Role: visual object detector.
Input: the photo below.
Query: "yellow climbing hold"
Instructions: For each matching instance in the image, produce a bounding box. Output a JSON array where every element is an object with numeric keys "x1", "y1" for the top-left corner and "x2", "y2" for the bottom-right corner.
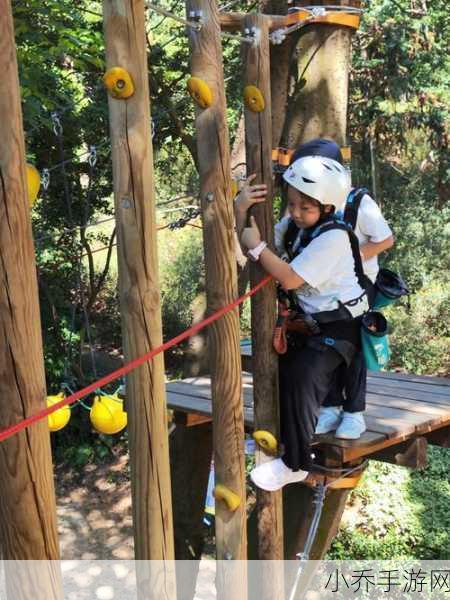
[
  {"x1": 90, "y1": 394, "x2": 127, "y2": 435},
  {"x1": 253, "y1": 430, "x2": 278, "y2": 454},
  {"x1": 26, "y1": 163, "x2": 40, "y2": 207},
  {"x1": 214, "y1": 484, "x2": 241, "y2": 512},
  {"x1": 244, "y1": 85, "x2": 265, "y2": 113},
  {"x1": 231, "y1": 178, "x2": 239, "y2": 197},
  {"x1": 47, "y1": 392, "x2": 71, "y2": 432},
  {"x1": 187, "y1": 77, "x2": 213, "y2": 109},
  {"x1": 103, "y1": 67, "x2": 135, "y2": 99}
]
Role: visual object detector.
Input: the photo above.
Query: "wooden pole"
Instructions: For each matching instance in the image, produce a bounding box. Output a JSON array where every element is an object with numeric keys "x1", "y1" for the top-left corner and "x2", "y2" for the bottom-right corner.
[
  {"x1": 0, "y1": 0, "x2": 61, "y2": 570},
  {"x1": 280, "y1": 0, "x2": 361, "y2": 148},
  {"x1": 277, "y1": 0, "x2": 360, "y2": 564},
  {"x1": 185, "y1": 0, "x2": 248, "y2": 591},
  {"x1": 102, "y1": 0, "x2": 175, "y2": 580},
  {"x1": 242, "y1": 14, "x2": 284, "y2": 568}
]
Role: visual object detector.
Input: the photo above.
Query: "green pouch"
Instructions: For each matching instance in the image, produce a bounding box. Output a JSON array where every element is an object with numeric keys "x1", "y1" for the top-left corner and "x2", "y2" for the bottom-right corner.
[
  {"x1": 373, "y1": 268, "x2": 409, "y2": 310},
  {"x1": 361, "y1": 311, "x2": 390, "y2": 371}
]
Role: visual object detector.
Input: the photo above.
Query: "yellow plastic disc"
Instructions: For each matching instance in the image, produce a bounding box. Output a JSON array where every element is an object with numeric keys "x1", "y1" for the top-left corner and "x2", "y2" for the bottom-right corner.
[
  {"x1": 90, "y1": 394, "x2": 127, "y2": 435},
  {"x1": 231, "y1": 179, "x2": 239, "y2": 197},
  {"x1": 253, "y1": 430, "x2": 278, "y2": 453},
  {"x1": 214, "y1": 484, "x2": 241, "y2": 512},
  {"x1": 244, "y1": 85, "x2": 265, "y2": 113},
  {"x1": 103, "y1": 67, "x2": 135, "y2": 99},
  {"x1": 47, "y1": 392, "x2": 71, "y2": 432},
  {"x1": 26, "y1": 163, "x2": 41, "y2": 207},
  {"x1": 187, "y1": 77, "x2": 213, "y2": 109}
]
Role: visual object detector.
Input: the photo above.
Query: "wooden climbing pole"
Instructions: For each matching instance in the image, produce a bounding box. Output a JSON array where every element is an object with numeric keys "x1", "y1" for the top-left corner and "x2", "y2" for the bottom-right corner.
[
  {"x1": 242, "y1": 10, "x2": 284, "y2": 568},
  {"x1": 186, "y1": 0, "x2": 247, "y2": 594},
  {"x1": 0, "y1": 0, "x2": 61, "y2": 571},
  {"x1": 102, "y1": 0, "x2": 176, "y2": 586}
]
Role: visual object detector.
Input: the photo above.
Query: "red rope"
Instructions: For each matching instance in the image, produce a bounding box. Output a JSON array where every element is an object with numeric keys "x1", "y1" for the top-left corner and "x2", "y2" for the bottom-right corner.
[{"x1": 0, "y1": 275, "x2": 272, "y2": 443}]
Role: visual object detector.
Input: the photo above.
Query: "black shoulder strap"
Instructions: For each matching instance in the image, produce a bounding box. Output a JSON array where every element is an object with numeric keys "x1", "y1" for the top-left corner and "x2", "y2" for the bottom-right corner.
[
  {"x1": 343, "y1": 187, "x2": 369, "y2": 230},
  {"x1": 313, "y1": 221, "x2": 370, "y2": 292},
  {"x1": 284, "y1": 218, "x2": 301, "y2": 260}
]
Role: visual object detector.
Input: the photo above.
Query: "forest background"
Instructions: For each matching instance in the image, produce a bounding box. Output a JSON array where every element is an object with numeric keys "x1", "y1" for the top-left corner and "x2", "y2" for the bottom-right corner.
[{"x1": 13, "y1": 0, "x2": 449, "y2": 559}]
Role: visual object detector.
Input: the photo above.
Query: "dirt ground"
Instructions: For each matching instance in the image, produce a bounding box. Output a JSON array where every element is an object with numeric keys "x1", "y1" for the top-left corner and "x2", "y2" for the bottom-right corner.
[{"x1": 56, "y1": 452, "x2": 135, "y2": 559}]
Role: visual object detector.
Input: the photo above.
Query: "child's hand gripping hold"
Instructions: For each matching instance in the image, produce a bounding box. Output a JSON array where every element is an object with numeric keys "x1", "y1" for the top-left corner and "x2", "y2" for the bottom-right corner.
[
  {"x1": 234, "y1": 173, "x2": 267, "y2": 212},
  {"x1": 234, "y1": 174, "x2": 267, "y2": 238}
]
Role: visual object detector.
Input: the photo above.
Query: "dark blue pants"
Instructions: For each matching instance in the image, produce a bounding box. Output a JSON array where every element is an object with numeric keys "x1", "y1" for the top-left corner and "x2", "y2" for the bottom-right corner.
[
  {"x1": 322, "y1": 350, "x2": 367, "y2": 413},
  {"x1": 279, "y1": 344, "x2": 344, "y2": 471}
]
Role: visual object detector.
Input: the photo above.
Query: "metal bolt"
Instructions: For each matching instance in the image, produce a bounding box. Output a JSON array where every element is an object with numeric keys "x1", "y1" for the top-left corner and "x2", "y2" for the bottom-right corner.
[
  {"x1": 122, "y1": 197, "x2": 131, "y2": 208},
  {"x1": 224, "y1": 551, "x2": 232, "y2": 560},
  {"x1": 205, "y1": 192, "x2": 214, "y2": 203}
]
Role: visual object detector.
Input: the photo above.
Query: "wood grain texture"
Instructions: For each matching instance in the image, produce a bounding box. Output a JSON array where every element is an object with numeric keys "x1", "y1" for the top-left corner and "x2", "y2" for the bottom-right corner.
[
  {"x1": 186, "y1": 0, "x2": 248, "y2": 583},
  {"x1": 102, "y1": 0, "x2": 175, "y2": 581},
  {"x1": 280, "y1": 8, "x2": 356, "y2": 148},
  {"x1": 170, "y1": 421, "x2": 212, "y2": 596},
  {"x1": 242, "y1": 14, "x2": 284, "y2": 565},
  {"x1": 0, "y1": 0, "x2": 61, "y2": 570}
]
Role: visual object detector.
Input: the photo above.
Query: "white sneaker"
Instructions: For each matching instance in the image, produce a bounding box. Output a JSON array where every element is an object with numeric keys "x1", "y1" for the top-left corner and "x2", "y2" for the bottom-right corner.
[
  {"x1": 335, "y1": 412, "x2": 366, "y2": 439},
  {"x1": 315, "y1": 406, "x2": 342, "y2": 435},
  {"x1": 250, "y1": 458, "x2": 308, "y2": 492}
]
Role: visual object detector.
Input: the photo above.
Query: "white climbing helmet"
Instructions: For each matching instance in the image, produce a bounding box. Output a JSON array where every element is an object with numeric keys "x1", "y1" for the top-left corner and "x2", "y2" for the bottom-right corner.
[{"x1": 282, "y1": 155, "x2": 351, "y2": 211}]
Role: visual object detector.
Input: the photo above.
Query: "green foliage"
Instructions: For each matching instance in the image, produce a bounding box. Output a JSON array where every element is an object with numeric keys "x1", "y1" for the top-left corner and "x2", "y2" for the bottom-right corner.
[
  {"x1": 387, "y1": 282, "x2": 450, "y2": 375},
  {"x1": 328, "y1": 446, "x2": 450, "y2": 560},
  {"x1": 158, "y1": 226, "x2": 205, "y2": 341},
  {"x1": 14, "y1": 0, "x2": 449, "y2": 476}
]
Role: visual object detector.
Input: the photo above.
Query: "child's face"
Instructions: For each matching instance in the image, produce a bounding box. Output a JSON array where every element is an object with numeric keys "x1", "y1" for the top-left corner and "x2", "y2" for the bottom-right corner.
[{"x1": 287, "y1": 186, "x2": 323, "y2": 229}]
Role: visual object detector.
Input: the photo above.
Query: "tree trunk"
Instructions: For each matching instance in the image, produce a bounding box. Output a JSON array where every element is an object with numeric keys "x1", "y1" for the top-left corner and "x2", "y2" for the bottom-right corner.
[{"x1": 0, "y1": 0, "x2": 61, "y2": 572}]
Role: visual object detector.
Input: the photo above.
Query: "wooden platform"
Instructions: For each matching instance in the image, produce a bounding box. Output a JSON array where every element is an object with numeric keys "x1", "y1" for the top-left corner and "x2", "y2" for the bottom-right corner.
[{"x1": 166, "y1": 369, "x2": 450, "y2": 464}]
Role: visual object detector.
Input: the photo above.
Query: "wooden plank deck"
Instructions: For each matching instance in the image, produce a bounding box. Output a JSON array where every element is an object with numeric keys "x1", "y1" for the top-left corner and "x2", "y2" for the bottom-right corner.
[{"x1": 166, "y1": 370, "x2": 450, "y2": 464}]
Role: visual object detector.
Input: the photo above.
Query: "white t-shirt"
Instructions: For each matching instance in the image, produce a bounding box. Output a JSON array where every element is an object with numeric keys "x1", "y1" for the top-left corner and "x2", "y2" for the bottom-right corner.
[
  {"x1": 274, "y1": 192, "x2": 392, "y2": 283},
  {"x1": 287, "y1": 229, "x2": 368, "y2": 316},
  {"x1": 353, "y1": 193, "x2": 392, "y2": 282}
]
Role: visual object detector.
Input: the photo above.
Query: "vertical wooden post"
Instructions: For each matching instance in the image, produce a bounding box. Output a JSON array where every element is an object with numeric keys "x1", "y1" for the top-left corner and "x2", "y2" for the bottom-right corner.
[
  {"x1": 242, "y1": 13, "x2": 284, "y2": 567},
  {"x1": 102, "y1": 0, "x2": 175, "y2": 579},
  {"x1": 0, "y1": 0, "x2": 61, "y2": 571},
  {"x1": 280, "y1": 0, "x2": 361, "y2": 148},
  {"x1": 186, "y1": 0, "x2": 248, "y2": 593},
  {"x1": 276, "y1": 0, "x2": 360, "y2": 564}
]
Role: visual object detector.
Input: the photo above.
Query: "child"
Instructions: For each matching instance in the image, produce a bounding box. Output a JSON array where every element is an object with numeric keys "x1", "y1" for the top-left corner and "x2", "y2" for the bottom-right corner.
[
  {"x1": 283, "y1": 140, "x2": 394, "y2": 439},
  {"x1": 237, "y1": 156, "x2": 369, "y2": 491}
]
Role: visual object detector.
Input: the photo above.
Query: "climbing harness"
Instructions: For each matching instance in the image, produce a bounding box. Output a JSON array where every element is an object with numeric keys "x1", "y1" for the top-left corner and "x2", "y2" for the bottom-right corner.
[{"x1": 341, "y1": 186, "x2": 369, "y2": 230}]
